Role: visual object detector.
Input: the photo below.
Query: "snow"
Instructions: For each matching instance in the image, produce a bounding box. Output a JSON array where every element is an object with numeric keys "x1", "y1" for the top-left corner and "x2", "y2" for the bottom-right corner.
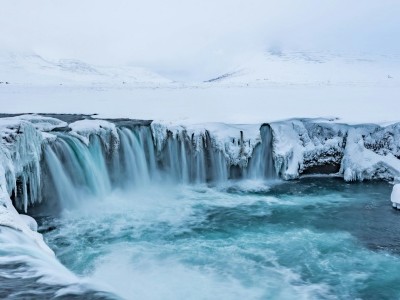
[
  {"x1": 341, "y1": 128, "x2": 400, "y2": 181},
  {"x1": 270, "y1": 119, "x2": 345, "y2": 179},
  {"x1": 19, "y1": 214, "x2": 38, "y2": 232},
  {"x1": 0, "y1": 115, "x2": 57, "y2": 257},
  {"x1": 1, "y1": 51, "x2": 400, "y2": 125},
  {"x1": 0, "y1": 163, "x2": 53, "y2": 256},
  {"x1": 2, "y1": 86, "x2": 400, "y2": 125},
  {"x1": 69, "y1": 119, "x2": 119, "y2": 149},
  {"x1": 0, "y1": 52, "x2": 173, "y2": 87},
  {"x1": 0, "y1": 114, "x2": 67, "y2": 132},
  {"x1": 205, "y1": 51, "x2": 400, "y2": 88},
  {"x1": 269, "y1": 119, "x2": 400, "y2": 181}
]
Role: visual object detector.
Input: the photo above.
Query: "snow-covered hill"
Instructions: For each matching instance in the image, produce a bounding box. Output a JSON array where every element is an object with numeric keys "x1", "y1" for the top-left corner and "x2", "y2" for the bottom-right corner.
[
  {"x1": 2, "y1": 50, "x2": 400, "y2": 88},
  {"x1": 204, "y1": 50, "x2": 400, "y2": 87},
  {"x1": 0, "y1": 52, "x2": 173, "y2": 87}
]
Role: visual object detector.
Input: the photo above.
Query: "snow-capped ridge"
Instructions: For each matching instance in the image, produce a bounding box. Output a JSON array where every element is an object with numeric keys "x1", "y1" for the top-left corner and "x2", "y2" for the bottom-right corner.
[
  {"x1": 204, "y1": 50, "x2": 400, "y2": 87},
  {"x1": 0, "y1": 51, "x2": 173, "y2": 87}
]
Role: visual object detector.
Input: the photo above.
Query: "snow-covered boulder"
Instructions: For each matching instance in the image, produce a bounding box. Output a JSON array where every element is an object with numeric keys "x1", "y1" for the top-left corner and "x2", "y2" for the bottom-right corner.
[
  {"x1": 340, "y1": 128, "x2": 400, "y2": 181},
  {"x1": 69, "y1": 119, "x2": 119, "y2": 151},
  {"x1": 270, "y1": 119, "x2": 346, "y2": 179},
  {"x1": 19, "y1": 214, "x2": 38, "y2": 232},
  {"x1": 270, "y1": 119, "x2": 400, "y2": 181},
  {"x1": 391, "y1": 184, "x2": 400, "y2": 209}
]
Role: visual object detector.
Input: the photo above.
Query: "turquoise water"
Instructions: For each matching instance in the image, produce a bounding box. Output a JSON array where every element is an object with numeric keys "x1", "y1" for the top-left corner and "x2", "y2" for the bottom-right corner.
[{"x1": 39, "y1": 177, "x2": 400, "y2": 300}]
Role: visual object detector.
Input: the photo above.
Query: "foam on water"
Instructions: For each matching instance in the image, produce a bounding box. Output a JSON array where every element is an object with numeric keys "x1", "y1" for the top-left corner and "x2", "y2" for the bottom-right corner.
[
  {"x1": 38, "y1": 178, "x2": 400, "y2": 300},
  {"x1": 0, "y1": 227, "x2": 119, "y2": 299}
]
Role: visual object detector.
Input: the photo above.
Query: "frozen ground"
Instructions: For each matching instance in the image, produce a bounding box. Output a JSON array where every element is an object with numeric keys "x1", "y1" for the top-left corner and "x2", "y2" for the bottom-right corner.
[
  {"x1": 2, "y1": 86, "x2": 400, "y2": 125},
  {"x1": 1, "y1": 51, "x2": 399, "y2": 124}
]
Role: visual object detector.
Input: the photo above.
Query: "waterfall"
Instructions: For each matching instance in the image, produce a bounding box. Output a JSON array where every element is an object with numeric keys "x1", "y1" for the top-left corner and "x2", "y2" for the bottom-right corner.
[
  {"x1": 116, "y1": 126, "x2": 156, "y2": 187},
  {"x1": 157, "y1": 130, "x2": 230, "y2": 183},
  {"x1": 11, "y1": 123, "x2": 276, "y2": 211},
  {"x1": 247, "y1": 124, "x2": 276, "y2": 179},
  {"x1": 41, "y1": 133, "x2": 112, "y2": 209}
]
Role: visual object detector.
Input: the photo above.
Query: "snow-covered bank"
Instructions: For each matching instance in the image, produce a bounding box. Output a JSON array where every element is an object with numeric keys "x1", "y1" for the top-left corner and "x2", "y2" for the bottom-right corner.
[
  {"x1": 2, "y1": 85, "x2": 400, "y2": 125},
  {"x1": 0, "y1": 115, "x2": 67, "y2": 255}
]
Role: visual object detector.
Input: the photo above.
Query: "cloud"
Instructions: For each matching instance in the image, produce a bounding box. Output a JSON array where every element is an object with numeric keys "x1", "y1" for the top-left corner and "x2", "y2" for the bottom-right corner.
[{"x1": 1, "y1": 0, "x2": 399, "y2": 80}]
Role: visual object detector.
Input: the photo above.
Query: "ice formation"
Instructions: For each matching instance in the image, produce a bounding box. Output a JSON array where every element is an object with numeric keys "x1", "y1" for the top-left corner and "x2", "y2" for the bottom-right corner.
[
  {"x1": 270, "y1": 119, "x2": 400, "y2": 181},
  {"x1": 0, "y1": 115, "x2": 60, "y2": 255},
  {"x1": 1, "y1": 115, "x2": 400, "y2": 210},
  {"x1": 391, "y1": 184, "x2": 400, "y2": 209}
]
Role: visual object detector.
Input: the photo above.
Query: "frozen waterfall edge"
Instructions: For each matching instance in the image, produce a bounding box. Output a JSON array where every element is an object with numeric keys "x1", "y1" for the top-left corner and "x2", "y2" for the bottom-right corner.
[{"x1": 0, "y1": 114, "x2": 400, "y2": 222}]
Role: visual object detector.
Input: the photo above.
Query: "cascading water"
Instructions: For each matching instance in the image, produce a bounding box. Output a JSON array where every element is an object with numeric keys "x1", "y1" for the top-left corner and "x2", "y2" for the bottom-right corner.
[
  {"x1": 41, "y1": 133, "x2": 113, "y2": 210},
  {"x1": 113, "y1": 126, "x2": 156, "y2": 187},
  {"x1": 247, "y1": 124, "x2": 276, "y2": 179},
  {"x1": 158, "y1": 130, "x2": 229, "y2": 184}
]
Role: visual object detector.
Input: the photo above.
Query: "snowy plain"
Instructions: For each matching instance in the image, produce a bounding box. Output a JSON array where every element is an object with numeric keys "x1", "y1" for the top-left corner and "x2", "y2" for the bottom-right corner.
[{"x1": 1, "y1": 51, "x2": 399, "y2": 125}]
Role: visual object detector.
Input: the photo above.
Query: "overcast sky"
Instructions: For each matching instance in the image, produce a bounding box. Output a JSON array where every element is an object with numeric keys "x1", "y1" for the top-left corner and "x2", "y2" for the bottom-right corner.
[{"x1": 1, "y1": 0, "x2": 399, "y2": 80}]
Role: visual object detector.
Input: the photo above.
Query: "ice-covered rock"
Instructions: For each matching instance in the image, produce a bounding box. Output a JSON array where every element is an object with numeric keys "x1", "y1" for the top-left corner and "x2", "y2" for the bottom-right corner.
[
  {"x1": 0, "y1": 163, "x2": 53, "y2": 256},
  {"x1": 0, "y1": 115, "x2": 61, "y2": 255},
  {"x1": 69, "y1": 119, "x2": 119, "y2": 151},
  {"x1": 340, "y1": 128, "x2": 400, "y2": 181},
  {"x1": 269, "y1": 119, "x2": 400, "y2": 182},
  {"x1": 270, "y1": 119, "x2": 346, "y2": 179},
  {"x1": 0, "y1": 116, "x2": 55, "y2": 211}
]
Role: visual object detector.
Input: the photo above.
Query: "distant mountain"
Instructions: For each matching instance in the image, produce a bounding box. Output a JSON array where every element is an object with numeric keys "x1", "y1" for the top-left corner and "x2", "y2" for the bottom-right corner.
[
  {"x1": 1, "y1": 50, "x2": 399, "y2": 89},
  {"x1": 0, "y1": 52, "x2": 173, "y2": 87},
  {"x1": 204, "y1": 51, "x2": 400, "y2": 87}
]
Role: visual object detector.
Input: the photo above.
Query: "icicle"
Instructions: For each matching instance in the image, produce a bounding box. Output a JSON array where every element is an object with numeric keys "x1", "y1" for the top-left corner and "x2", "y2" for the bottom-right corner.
[{"x1": 22, "y1": 175, "x2": 28, "y2": 213}]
